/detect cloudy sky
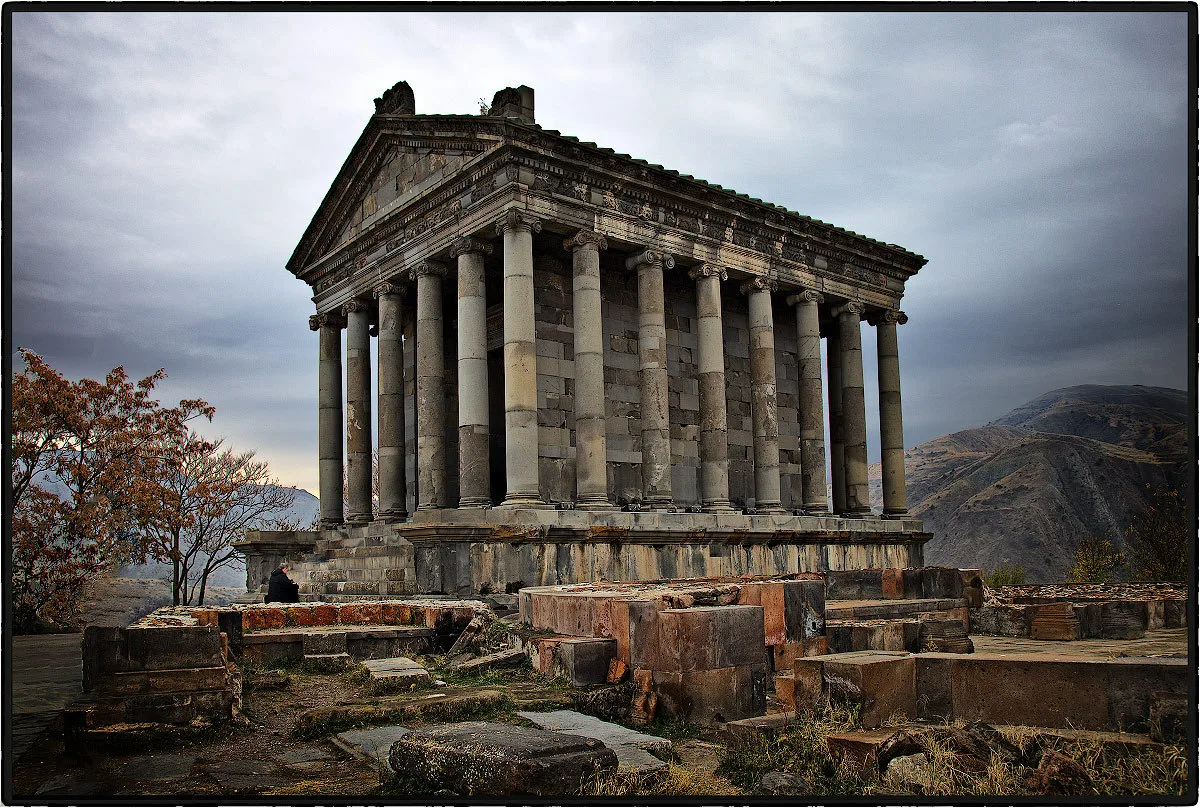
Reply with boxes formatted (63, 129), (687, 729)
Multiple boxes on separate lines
(11, 11), (1190, 495)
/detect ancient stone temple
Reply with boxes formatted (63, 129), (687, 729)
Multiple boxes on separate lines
(240, 81), (931, 597)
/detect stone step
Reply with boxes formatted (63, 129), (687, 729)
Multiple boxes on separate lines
(361, 657), (430, 695)
(826, 619), (918, 653)
(919, 619), (974, 653)
(326, 546), (400, 560)
(824, 598), (967, 622)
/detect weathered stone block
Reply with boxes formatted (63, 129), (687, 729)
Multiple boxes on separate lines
(387, 721), (617, 796)
(826, 569), (883, 600)
(881, 569), (904, 599)
(658, 606), (766, 671)
(302, 631), (348, 656)
(968, 605), (1031, 637)
(92, 666), (230, 697)
(822, 652), (916, 729)
(557, 638), (617, 686)
(921, 568), (962, 599)
(1146, 599), (1165, 631)
(1099, 601), (1147, 640)
(792, 658), (826, 711)
(1029, 603), (1080, 641)
(1163, 599), (1186, 628)
(774, 673), (795, 712)
(242, 607), (287, 632)
(652, 664), (760, 723)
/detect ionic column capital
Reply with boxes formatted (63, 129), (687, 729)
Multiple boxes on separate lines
(309, 312), (346, 330)
(449, 236), (494, 259)
(868, 309), (909, 326)
(786, 289), (824, 307)
(373, 280), (407, 298)
(341, 299), (371, 317)
(832, 301), (866, 318)
(494, 209), (542, 237)
(625, 249), (674, 272)
(739, 275), (778, 296)
(409, 260), (447, 281)
(688, 263), (727, 282)
(563, 229), (608, 253)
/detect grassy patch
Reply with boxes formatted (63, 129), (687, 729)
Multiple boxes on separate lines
(583, 762), (744, 796)
(715, 703), (872, 795)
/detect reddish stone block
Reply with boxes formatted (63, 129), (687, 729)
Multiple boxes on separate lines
(774, 673), (795, 712)
(609, 599), (633, 665)
(286, 605), (318, 627)
(774, 642), (804, 673)
(191, 609), (219, 627)
(735, 582), (764, 607)
(530, 594), (556, 632)
(881, 569), (904, 600)
(313, 604), (339, 626)
(338, 604), (365, 624)
(803, 636), (828, 657)
(823, 652), (916, 729)
(243, 607), (286, 632)
(530, 637), (564, 676)
(653, 665), (759, 723)
(380, 603), (409, 625)
(760, 583), (787, 646)
(626, 599), (666, 670)
(591, 597), (616, 640)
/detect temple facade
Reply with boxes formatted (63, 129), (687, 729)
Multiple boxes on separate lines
(241, 81), (932, 598)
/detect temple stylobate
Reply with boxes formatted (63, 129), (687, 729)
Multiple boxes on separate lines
(245, 81), (931, 598)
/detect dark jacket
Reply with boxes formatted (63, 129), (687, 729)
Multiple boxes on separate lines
(266, 567), (300, 604)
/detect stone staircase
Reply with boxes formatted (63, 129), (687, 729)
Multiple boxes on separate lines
(820, 568), (979, 655)
(287, 527), (418, 600)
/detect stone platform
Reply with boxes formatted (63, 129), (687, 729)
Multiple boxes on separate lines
(238, 510), (929, 599)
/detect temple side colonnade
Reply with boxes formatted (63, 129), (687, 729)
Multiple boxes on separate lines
(309, 212), (910, 527)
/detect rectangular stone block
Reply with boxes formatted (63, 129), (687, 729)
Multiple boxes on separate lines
(339, 603), (384, 625)
(652, 664), (759, 723)
(774, 673), (795, 712)
(945, 654), (1110, 729)
(881, 569), (904, 599)
(557, 638), (618, 686)
(92, 666), (230, 697)
(913, 654), (954, 721)
(124, 625), (227, 672)
(242, 607), (287, 632)
(921, 568), (963, 599)
(792, 658), (826, 711)
(822, 652), (916, 729)
(1099, 601), (1148, 639)
(658, 606), (766, 671)
(1146, 599), (1165, 631)
(826, 569), (883, 600)
(303, 631), (348, 655)
(1029, 603), (1080, 640)
(1164, 599), (1186, 628)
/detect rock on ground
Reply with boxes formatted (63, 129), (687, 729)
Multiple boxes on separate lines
(517, 709), (670, 776)
(387, 721), (618, 796)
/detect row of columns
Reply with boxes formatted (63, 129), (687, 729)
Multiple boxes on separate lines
(310, 215), (909, 525)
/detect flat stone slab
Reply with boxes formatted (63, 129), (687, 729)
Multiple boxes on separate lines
(362, 657), (430, 692)
(518, 709), (670, 776)
(274, 745), (335, 773)
(450, 647), (526, 673)
(202, 758), (286, 792)
(113, 754), (197, 781)
(333, 725), (413, 774)
(388, 720), (618, 796)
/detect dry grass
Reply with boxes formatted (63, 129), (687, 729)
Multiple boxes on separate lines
(582, 763), (744, 796)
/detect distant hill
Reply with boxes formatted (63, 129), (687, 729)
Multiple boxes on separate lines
(870, 385), (1186, 582)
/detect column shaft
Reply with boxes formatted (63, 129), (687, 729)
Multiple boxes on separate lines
(827, 329), (846, 514)
(744, 277), (785, 513)
(789, 291), (830, 513)
(413, 262), (446, 510)
(343, 301), (373, 522)
(838, 303), (870, 515)
(875, 310), (909, 516)
(453, 239), (493, 507)
(497, 211), (546, 507)
(691, 265), (734, 512)
(629, 249), (673, 507)
(567, 231), (614, 510)
(311, 314), (344, 526)
(375, 284), (407, 519)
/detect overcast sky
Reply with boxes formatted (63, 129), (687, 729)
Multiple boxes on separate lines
(11, 11), (1190, 495)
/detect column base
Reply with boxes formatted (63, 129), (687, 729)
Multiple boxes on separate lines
(498, 495), (553, 509)
(576, 499), (618, 512)
(375, 509), (408, 522)
(415, 504), (443, 512)
(345, 513), (373, 524)
(837, 509), (870, 519)
(703, 501), (737, 514)
(457, 498), (492, 509)
(803, 507), (833, 517)
(882, 509), (910, 519)
(318, 518), (344, 530)
(756, 503), (788, 515)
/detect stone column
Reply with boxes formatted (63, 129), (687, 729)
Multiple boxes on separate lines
(565, 230), (615, 510)
(374, 281), (407, 521)
(452, 237), (493, 508)
(826, 328), (846, 514)
(873, 309), (909, 517)
(788, 290), (830, 514)
(310, 312), (345, 527)
(742, 276), (786, 514)
(690, 264), (734, 513)
(496, 210), (547, 508)
(835, 301), (870, 516)
(343, 299), (373, 523)
(627, 248), (674, 508)
(412, 260), (447, 511)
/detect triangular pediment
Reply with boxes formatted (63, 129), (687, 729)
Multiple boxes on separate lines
(288, 123), (500, 275)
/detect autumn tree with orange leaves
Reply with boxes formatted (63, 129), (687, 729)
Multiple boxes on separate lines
(11, 349), (214, 632)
